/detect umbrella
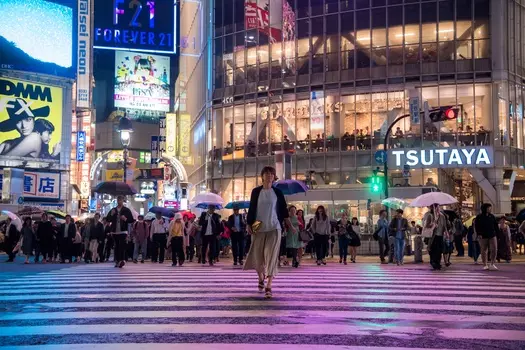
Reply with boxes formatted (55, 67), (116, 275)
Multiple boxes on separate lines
(463, 215), (476, 228)
(124, 203), (139, 220)
(409, 192), (458, 207)
(149, 206), (176, 218)
(381, 197), (408, 209)
(191, 192), (224, 208)
(517, 208), (525, 223)
(180, 211), (196, 220)
(273, 179), (308, 195)
(46, 210), (67, 219)
(94, 181), (137, 196)
(1, 210), (22, 231)
(145, 212), (170, 221)
(225, 201), (250, 209)
(17, 206), (44, 217)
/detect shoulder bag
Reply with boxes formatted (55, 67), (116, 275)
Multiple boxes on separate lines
(299, 229), (314, 242)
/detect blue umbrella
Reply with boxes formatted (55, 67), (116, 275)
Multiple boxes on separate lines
(225, 201), (250, 209)
(148, 206), (176, 218)
(195, 203), (223, 210)
(517, 208), (525, 223)
(273, 179), (308, 195)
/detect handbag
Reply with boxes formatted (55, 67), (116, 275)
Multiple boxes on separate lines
(251, 220), (262, 234)
(421, 226), (434, 238)
(299, 229), (314, 242)
(372, 227), (381, 241)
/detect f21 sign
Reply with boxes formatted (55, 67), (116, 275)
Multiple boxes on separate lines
(94, 0), (178, 54)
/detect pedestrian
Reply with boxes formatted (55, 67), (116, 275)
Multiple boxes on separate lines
(285, 205), (302, 268)
(105, 195), (135, 268)
(442, 228), (454, 267)
(453, 217), (465, 257)
(169, 213), (186, 266)
(244, 166), (293, 299)
(198, 204), (222, 266)
(227, 206), (246, 266)
(150, 212), (169, 264)
(82, 218), (94, 263)
(184, 216), (196, 262)
(389, 209), (409, 266)
(348, 217), (361, 263)
(102, 219), (112, 262)
(412, 221), (424, 263)
(467, 219), (481, 264)
(474, 203), (499, 271)
(296, 209), (305, 264)
(21, 217), (35, 264)
(132, 215), (149, 263)
(4, 217), (20, 262)
(337, 213), (350, 265)
(50, 217), (60, 262)
(310, 205), (331, 266)
(73, 224), (83, 263)
(220, 220), (232, 258)
(59, 215), (76, 263)
(518, 220), (525, 255)
(496, 217), (512, 263)
(424, 204), (448, 271)
(90, 213), (104, 263)
(376, 210), (389, 264)
(36, 213), (54, 263)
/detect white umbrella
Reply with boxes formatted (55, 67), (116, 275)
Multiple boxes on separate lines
(409, 192), (458, 207)
(190, 192), (224, 207)
(1, 210), (22, 231)
(381, 197), (408, 209)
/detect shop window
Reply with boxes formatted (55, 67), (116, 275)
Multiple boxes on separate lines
(473, 39), (490, 59)
(405, 45), (420, 64)
(422, 43), (438, 63)
(456, 40), (473, 60)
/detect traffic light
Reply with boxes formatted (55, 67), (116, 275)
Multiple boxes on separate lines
(371, 170), (382, 193)
(428, 106), (459, 123)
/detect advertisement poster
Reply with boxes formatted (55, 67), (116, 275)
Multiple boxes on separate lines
(245, 0), (293, 43)
(114, 51), (170, 112)
(105, 169), (123, 181)
(165, 113), (177, 157)
(0, 77), (63, 162)
(0, 0), (76, 77)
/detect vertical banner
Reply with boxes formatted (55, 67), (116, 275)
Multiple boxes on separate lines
(178, 113), (191, 161)
(77, 0), (91, 108)
(76, 131), (86, 161)
(165, 113), (177, 157)
(151, 136), (159, 164)
(159, 116), (167, 154)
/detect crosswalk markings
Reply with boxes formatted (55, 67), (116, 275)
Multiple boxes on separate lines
(0, 264), (524, 349)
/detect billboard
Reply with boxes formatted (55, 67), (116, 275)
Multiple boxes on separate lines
(0, 77), (63, 162)
(94, 0), (178, 54)
(105, 169), (123, 181)
(245, 0), (289, 43)
(0, 170), (61, 200)
(114, 51), (170, 112)
(178, 113), (190, 161)
(77, 0), (91, 108)
(165, 113), (177, 157)
(0, 0), (76, 77)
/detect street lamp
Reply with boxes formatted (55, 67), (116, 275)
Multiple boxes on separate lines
(118, 116), (133, 183)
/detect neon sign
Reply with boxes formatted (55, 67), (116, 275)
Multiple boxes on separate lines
(388, 147), (494, 169)
(94, 0), (178, 54)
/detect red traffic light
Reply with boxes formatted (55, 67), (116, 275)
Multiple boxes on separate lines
(429, 107), (459, 122)
(444, 108), (457, 120)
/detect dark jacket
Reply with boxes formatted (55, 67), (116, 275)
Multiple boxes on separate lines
(37, 221), (55, 242)
(227, 214), (246, 233)
(90, 222), (105, 241)
(106, 206), (135, 233)
(198, 212), (222, 236)
(247, 186), (289, 229)
(5, 224), (20, 243)
(60, 222), (77, 240)
(474, 213), (498, 239)
(388, 217), (409, 237)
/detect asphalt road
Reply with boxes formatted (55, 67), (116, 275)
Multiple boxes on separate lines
(0, 255), (524, 350)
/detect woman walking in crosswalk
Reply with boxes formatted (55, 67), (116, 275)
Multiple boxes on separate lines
(244, 166), (294, 299)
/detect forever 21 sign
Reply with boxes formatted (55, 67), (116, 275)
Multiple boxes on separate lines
(94, 0), (178, 54)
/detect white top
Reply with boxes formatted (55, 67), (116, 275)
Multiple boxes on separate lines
(256, 188), (280, 233)
(151, 219), (168, 236)
(205, 214), (213, 236)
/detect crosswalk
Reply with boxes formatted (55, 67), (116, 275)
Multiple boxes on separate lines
(0, 263), (524, 349)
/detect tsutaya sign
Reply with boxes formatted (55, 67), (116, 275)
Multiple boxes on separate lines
(388, 147), (494, 169)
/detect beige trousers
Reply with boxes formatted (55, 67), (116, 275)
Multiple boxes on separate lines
(243, 229), (281, 277)
(479, 237), (497, 266)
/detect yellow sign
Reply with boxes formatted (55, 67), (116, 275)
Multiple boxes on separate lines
(165, 113), (177, 157)
(0, 77), (63, 162)
(105, 169), (124, 181)
(178, 113), (191, 161)
(107, 150), (124, 163)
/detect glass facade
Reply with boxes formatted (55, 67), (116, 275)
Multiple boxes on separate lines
(186, 0), (525, 213)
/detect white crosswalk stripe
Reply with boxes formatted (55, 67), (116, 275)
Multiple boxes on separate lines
(0, 263), (524, 349)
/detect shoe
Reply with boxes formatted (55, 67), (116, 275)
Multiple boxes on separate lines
(172, 263), (177, 266)
(234, 261), (238, 266)
(159, 261), (163, 264)
(258, 279), (265, 292)
(400, 261), (404, 265)
(352, 259), (356, 263)
(114, 263), (119, 268)
(264, 287), (272, 299)
(119, 260), (125, 268)
(339, 259), (342, 264)
(133, 260), (138, 264)
(322, 260), (326, 265)
(344, 260), (347, 265)
(396, 262), (400, 266)
(474, 261), (479, 265)
(445, 262), (451, 267)
(316, 260), (321, 266)
(179, 262), (184, 266)
(209, 262), (214, 266)
(152, 260), (157, 263)
(141, 260), (145, 263)
(483, 265), (489, 270)
(239, 260), (243, 265)
(490, 264), (498, 271)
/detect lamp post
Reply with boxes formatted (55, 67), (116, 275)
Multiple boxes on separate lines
(118, 116), (133, 183)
